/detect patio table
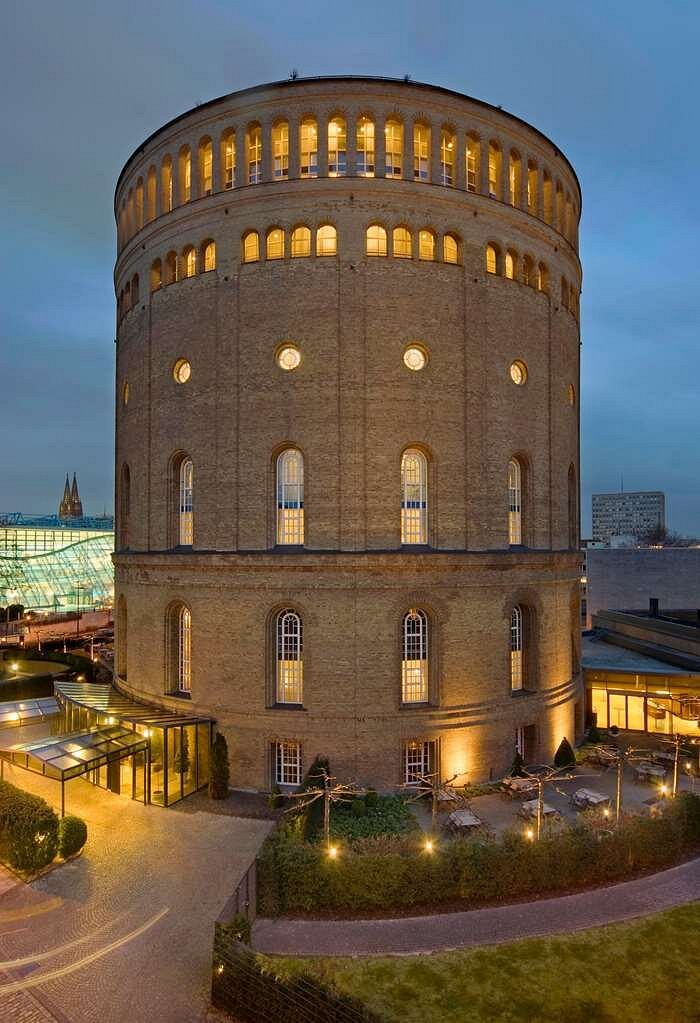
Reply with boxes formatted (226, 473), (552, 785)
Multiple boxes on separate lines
(634, 762), (666, 783)
(518, 799), (558, 820)
(502, 777), (538, 799)
(447, 809), (483, 831)
(571, 787), (610, 810)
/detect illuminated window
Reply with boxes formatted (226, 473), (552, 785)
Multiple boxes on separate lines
(276, 609), (303, 704)
(126, 190), (134, 238)
(277, 449), (304, 545)
(291, 226), (311, 257)
(419, 230), (435, 261)
(522, 255), (534, 287)
(440, 128), (455, 186)
(299, 118), (318, 178)
(488, 141), (501, 199)
(403, 345), (427, 371)
(122, 381), (130, 407)
(242, 230), (260, 263)
(402, 609), (428, 703)
(276, 344), (301, 371)
(443, 234), (459, 264)
(272, 122), (289, 180)
(356, 116), (375, 176)
(527, 160), (538, 215)
(316, 224), (337, 256)
(173, 358), (191, 384)
(165, 250), (178, 284)
(537, 262), (549, 292)
(568, 383), (576, 406)
(202, 240), (216, 272)
(183, 246), (196, 278)
(393, 227), (412, 258)
(508, 458), (522, 545)
(413, 124), (430, 181)
(161, 155), (173, 213)
(404, 740), (435, 783)
(274, 740), (301, 786)
(266, 228), (285, 260)
(146, 166), (157, 222)
(509, 151), (521, 207)
(510, 361), (527, 386)
(366, 224), (387, 256)
(466, 134), (479, 192)
(221, 130), (236, 189)
(135, 178), (144, 230)
(247, 124), (262, 184)
(556, 181), (565, 232)
(131, 273), (139, 305)
(486, 244), (498, 274)
(505, 250), (517, 280)
(385, 119), (403, 177)
(119, 464), (130, 549)
(510, 606), (523, 691)
(543, 172), (553, 224)
(328, 117), (347, 176)
(401, 448), (428, 545)
(179, 459), (193, 546)
(178, 606), (192, 692)
(179, 145), (191, 204)
(199, 137), (213, 196)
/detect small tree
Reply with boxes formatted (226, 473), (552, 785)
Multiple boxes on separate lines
(209, 732), (230, 799)
(173, 729), (191, 777)
(511, 749), (525, 777)
(554, 736), (576, 768)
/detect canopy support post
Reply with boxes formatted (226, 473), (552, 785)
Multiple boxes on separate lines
(61, 779), (65, 818)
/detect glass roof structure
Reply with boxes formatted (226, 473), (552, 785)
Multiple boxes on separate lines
(54, 680), (208, 727)
(0, 697), (58, 729)
(0, 725), (148, 782)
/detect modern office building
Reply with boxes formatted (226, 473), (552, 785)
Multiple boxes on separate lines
(584, 546), (700, 627)
(591, 491), (665, 546)
(114, 76), (583, 791)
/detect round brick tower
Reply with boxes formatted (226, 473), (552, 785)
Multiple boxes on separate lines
(114, 76), (583, 792)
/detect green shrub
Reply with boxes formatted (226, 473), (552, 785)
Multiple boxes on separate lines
(209, 732), (230, 799)
(57, 815), (87, 858)
(554, 737), (576, 768)
(511, 750), (525, 776)
(350, 797), (366, 818)
(0, 779), (58, 872)
(268, 783), (284, 809)
(588, 722), (602, 743)
(328, 795), (419, 842)
(299, 755), (330, 841)
(365, 788), (378, 808)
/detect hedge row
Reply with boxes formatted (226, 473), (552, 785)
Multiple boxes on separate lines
(0, 781), (87, 872)
(258, 792), (700, 915)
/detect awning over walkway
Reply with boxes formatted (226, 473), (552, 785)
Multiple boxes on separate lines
(0, 697), (59, 729)
(54, 680), (209, 728)
(0, 725), (148, 782)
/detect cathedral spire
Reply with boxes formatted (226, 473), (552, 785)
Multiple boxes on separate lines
(59, 474), (72, 519)
(70, 473), (84, 518)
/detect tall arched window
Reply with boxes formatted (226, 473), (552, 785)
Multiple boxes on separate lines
(510, 606), (523, 691)
(466, 134), (480, 192)
(242, 230), (260, 263)
(527, 160), (538, 215)
(316, 224), (337, 256)
(402, 609), (428, 703)
(299, 118), (318, 178)
(131, 273), (139, 305)
(537, 262), (549, 292)
(393, 226), (412, 258)
(247, 124), (262, 184)
(401, 448), (428, 545)
(413, 123), (430, 181)
(178, 145), (191, 204)
(276, 609), (303, 704)
(183, 245), (196, 278)
(126, 190), (134, 239)
(291, 226), (311, 257)
(366, 224), (387, 256)
(199, 137), (213, 196)
(486, 244), (498, 274)
(440, 128), (455, 186)
(161, 155), (173, 213)
(505, 249), (517, 280)
(266, 228), (285, 260)
(171, 604), (192, 693)
(561, 277), (569, 311)
(124, 280), (131, 313)
(443, 234), (459, 264)
(221, 129), (236, 189)
(135, 178), (144, 230)
(151, 259), (162, 292)
(385, 119), (403, 177)
(328, 117), (347, 176)
(522, 255), (534, 287)
(179, 458), (193, 546)
(165, 250), (178, 284)
(418, 230), (435, 261)
(556, 181), (565, 232)
(356, 116), (375, 176)
(488, 141), (501, 199)
(119, 463), (130, 549)
(276, 449), (304, 545)
(146, 166), (157, 221)
(202, 240), (216, 272)
(116, 595), (127, 679)
(568, 464), (578, 550)
(508, 151), (521, 207)
(508, 458), (522, 545)
(543, 172), (553, 224)
(272, 121), (289, 179)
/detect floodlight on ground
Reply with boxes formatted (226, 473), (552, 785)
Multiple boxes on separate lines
(10, 662), (18, 671)
(327, 845), (338, 859)
(424, 838), (434, 853)
(525, 828), (535, 841)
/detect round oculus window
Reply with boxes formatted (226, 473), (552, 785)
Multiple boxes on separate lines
(276, 344), (301, 371)
(403, 345), (427, 371)
(509, 360), (527, 386)
(173, 358), (191, 384)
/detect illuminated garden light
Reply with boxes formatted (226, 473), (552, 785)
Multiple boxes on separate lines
(424, 838), (434, 853)
(525, 828), (534, 841)
(327, 845), (338, 859)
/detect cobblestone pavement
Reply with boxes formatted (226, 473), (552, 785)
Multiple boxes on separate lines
(0, 761), (272, 1022)
(253, 855), (700, 956)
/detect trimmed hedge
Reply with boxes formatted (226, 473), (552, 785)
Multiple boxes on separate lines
(58, 815), (88, 858)
(0, 779), (59, 872)
(258, 792), (700, 916)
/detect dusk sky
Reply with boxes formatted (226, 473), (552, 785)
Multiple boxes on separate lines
(2, 1), (698, 535)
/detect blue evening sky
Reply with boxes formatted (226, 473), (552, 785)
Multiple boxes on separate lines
(1, 0), (698, 535)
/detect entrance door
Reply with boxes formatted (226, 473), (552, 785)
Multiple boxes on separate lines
(107, 758), (121, 794)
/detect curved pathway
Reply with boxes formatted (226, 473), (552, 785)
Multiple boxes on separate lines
(253, 856), (700, 956)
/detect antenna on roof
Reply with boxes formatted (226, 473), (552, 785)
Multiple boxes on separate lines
(289, 68), (299, 80)
(404, 74), (411, 82)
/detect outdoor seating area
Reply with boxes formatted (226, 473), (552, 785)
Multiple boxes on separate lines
(518, 799), (559, 821)
(445, 808), (484, 833)
(634, 761), (667, 784)
(500, 776), (538, 800)
(570, 787), (611, 811)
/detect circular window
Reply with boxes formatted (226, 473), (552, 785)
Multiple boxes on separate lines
(276, 344), (301, 372)
(122, 380), (129, 406)
(403, 345), (428, 372)
(509, 360), (528, 386)
(568, 383), (576, 406)
(173, 358), (191, 384)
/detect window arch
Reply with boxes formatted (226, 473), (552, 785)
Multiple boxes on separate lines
(135, 178), (144, 230)
(316, 224), (337, 256)
(291, 226), (311, 257)
(182, 245), (196, 278)
(124, 280), (131, 313)
(568, 464), (578, 550)
(508, 458), (523, 545)
(443, 233), (459, 264)
(276, 609), (303, 704)
(385, 119), (403, 178)
(201, 239), (216, 272)
(221, 129), (236, 189)
(119, 463), (130, 549)
(440, 128), (455, 186)
(299, 118), (318, 178)
(402, 609), (429, 703)
(522, 254), (534, 287)
(561, 277), (570, 311)
(165, 250), (178, 284)
(393, 226), (412, 259)
(527, 160), (538, 215)
(272, 121), (289, 180)
(178, 145), (191, 204)
(556, 181), (565, 232)
(175, 457), (193, 546)
(242, 230), (260, 263)
(247, 124), (262, 184)
(328, 116), (347, 176)
(116, 595), (127, 680)
(485, 243), (499, 275)
(418, 229), (436, 261)
(401, 448), (428, 545)
(266, 228), (285, 260)
(510, 606), (524, 691)
(161, 155), (173, 213)
(366, 224), (387, 256)
(508, 150), (521, 207)
(537, 262), (549, 292)
(488, 141), (501, 199)
(146, 166), (157, 221)
(413, 123), (430, 181)
(131, 273), (139, 306)
(126, 189), (134, 239)
(543, 172), (553, 224)
(199, 136), (213, 196)
(150, 259), (162, 292)
(166, 602), (192, 694)
(466, 133), (480, 192)
(505, 249), (518, 280)
(276, 449), (304, 545)
(356, 116), (375, 176)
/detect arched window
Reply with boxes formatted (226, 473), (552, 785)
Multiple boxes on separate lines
(126, 189), (134, 239)
(161, 155), (173, 213)
(272, 121), (289, 180)
(178, 606), (192, 693)
(198, 137), (213, 196)
(485, 243), (498, 274)
(178, 145), (191, 204)
(402, 609), (428, 703)
(522, 255), (534, 288)
(299, 118), (318, 178)
(413, 123), (430, 181)
(561, 277), (569, 311)
(276, 609), (303, 704)
(356, 116), (375, 176)
(508, 151), (521, 207)
(556, 181), (565, 232)
(527, 160), (538, 215)
(385, 119), (403, 178)
(165, 250), (178, 284)
(440, 128), (455, 186)
(150, 259), (162, 292)
(135, 178), (144, 230)
(366, 224), (387, 256)
(488, 141), (501, 199)
(401, 448), (428, 545)
(116, 595), (127, 679)
(328, 116), (347, 176)
(510, 606), (524, 691)
(119, 463), (130, 549)
(183, 245), (196, 278)
(568, 464), (578, 550)
(537, 262), (549, 292)
(242, 230), (260, 263)
(393, 226), (412, 259)
(466, 134), (480, 192)
(505, 249), (517, 280)
(146, 166), (157, 221)
(266, 228), (285, 260)
(276, 449), (304, 545)
(201, 240), (216, 272)
(543, 172), (553, 224)
(131, 273), (139, 306)
(124, 280), (131, 313)
(179, 458), (193, 546)
(291, 226), (311, 257)
(419, 230), (435, 261)
(443, 234), (459, 264)
(316, 224), (337, 256)
(221, 129), (236, 189)
(508, 458), (522, 545)
(247, 124), (262, 184)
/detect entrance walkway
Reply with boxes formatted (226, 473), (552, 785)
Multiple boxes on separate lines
(253, 855), (700, 956)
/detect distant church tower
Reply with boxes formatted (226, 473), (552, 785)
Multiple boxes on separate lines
(59, 473), (83, 519)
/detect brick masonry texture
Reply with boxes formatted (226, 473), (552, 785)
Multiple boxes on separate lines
(113, 78), (583, 791)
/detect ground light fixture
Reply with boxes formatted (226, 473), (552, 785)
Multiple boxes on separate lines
(525, 828), (535, 841)
(10, 662), (19, 671)
(327, 845), (338, 859)
(424, 838), (435, 853)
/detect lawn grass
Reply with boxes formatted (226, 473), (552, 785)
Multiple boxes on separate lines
(270, 902), (700, 1022)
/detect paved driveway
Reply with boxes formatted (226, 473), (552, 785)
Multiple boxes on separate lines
(0, 758), (272, 1022)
